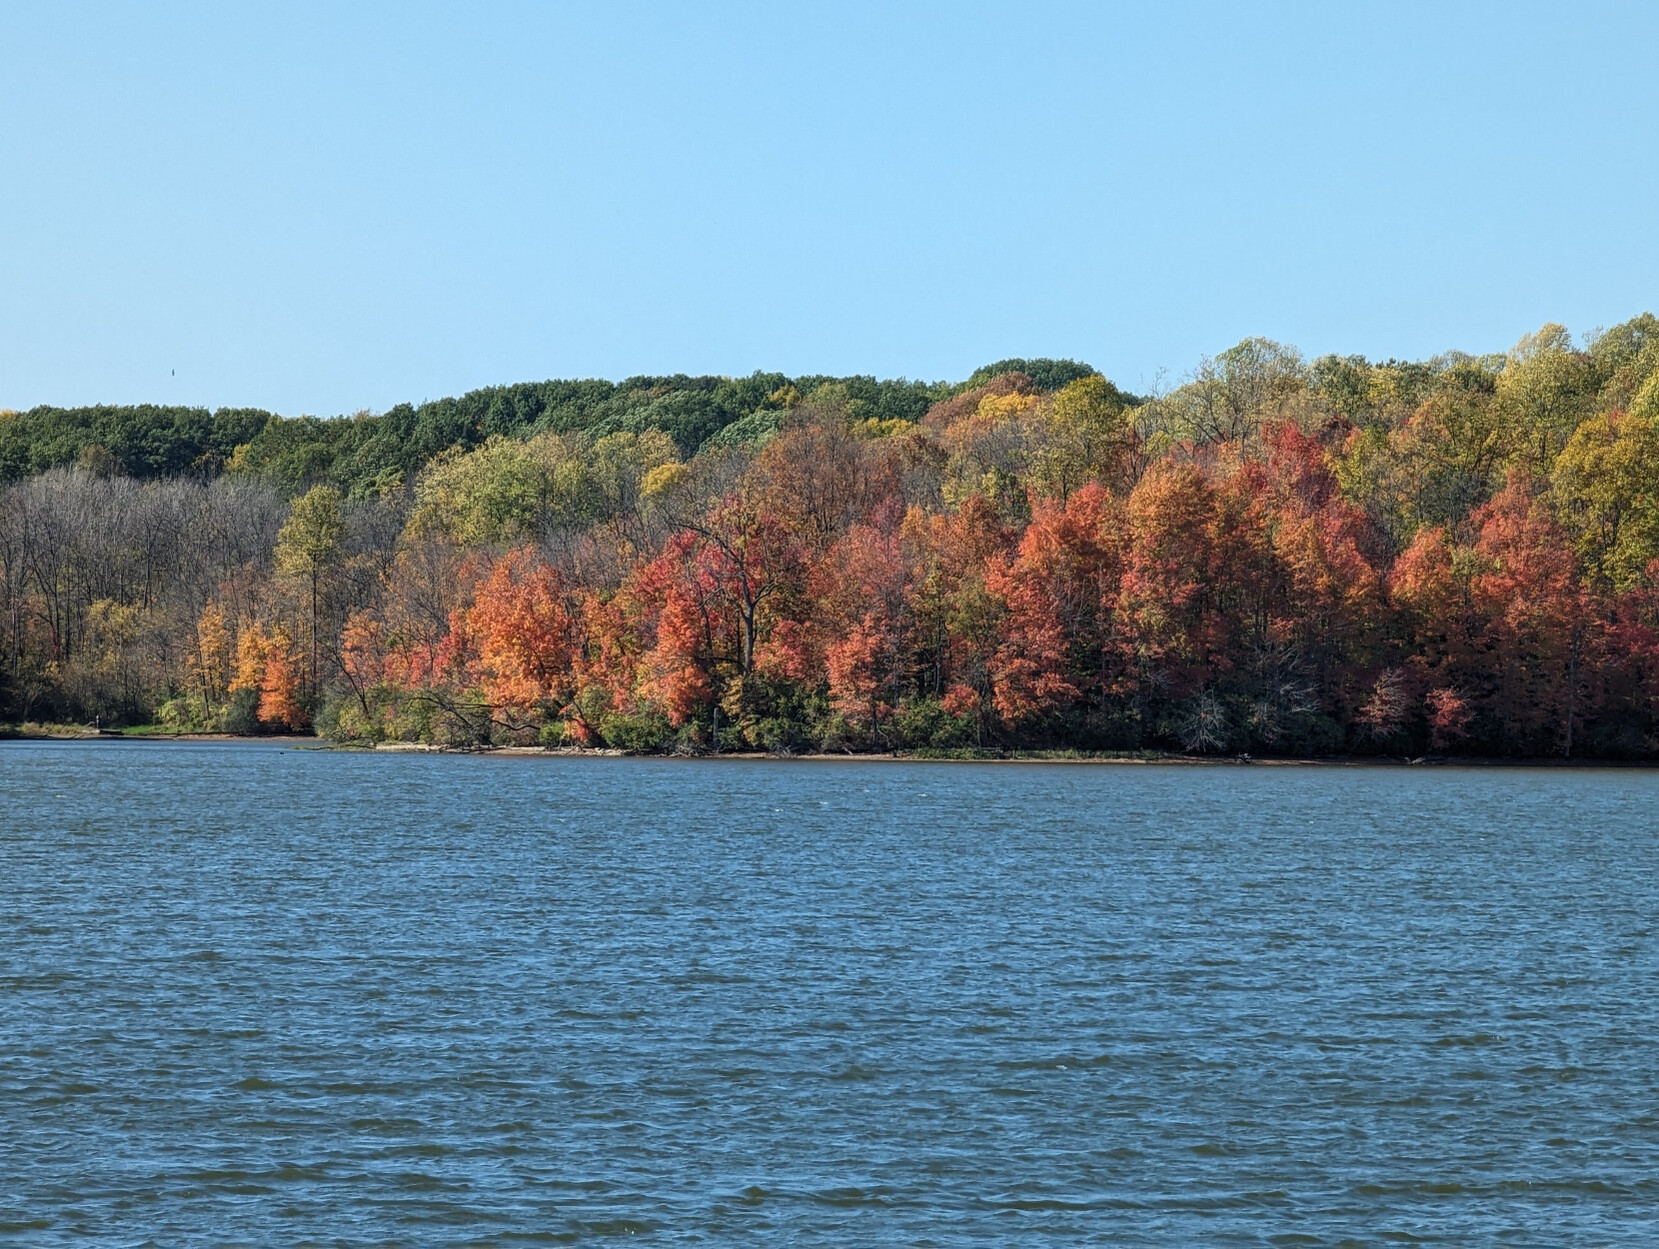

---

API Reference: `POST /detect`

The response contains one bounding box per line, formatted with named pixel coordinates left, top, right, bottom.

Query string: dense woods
left=6, top=318, right=1659, bottom=757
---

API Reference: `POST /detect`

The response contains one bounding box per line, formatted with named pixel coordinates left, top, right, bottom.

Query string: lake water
left=3, top=743, right=1658, bottom=1243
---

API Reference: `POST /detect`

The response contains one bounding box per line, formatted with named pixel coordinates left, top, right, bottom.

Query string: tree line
left=4, top=320, right=1659, bottom=757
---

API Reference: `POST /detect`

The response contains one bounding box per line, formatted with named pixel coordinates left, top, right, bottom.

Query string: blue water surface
left=2, top=742, right=1657, bottom=1243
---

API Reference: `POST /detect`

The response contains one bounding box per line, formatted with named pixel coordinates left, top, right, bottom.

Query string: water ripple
left=2, top=743, right=1657, bottom=1242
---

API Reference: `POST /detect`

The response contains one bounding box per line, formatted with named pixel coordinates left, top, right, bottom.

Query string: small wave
left=391, top=1170, right=450, bottom=1191
left=271, top=1163, right=335, bottom=1183
left=828, top=1064, right=879, bottom=1081
left=809, top=1186, right=892, bottom=1207
left=579, top=1218, right=657, bottom=1235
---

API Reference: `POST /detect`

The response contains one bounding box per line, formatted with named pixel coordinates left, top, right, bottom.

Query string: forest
left=4, top=318, right=1659, bottom=758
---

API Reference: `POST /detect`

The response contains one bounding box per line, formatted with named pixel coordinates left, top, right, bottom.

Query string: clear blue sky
left=2, top=2, right=1655, bottom=415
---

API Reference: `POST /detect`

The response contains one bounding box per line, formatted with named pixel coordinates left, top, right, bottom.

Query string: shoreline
left=4, top=727, right=1655, bottom=767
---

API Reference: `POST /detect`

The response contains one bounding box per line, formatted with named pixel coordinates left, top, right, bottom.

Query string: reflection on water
left=3, top=743, right=1658, bottom=1242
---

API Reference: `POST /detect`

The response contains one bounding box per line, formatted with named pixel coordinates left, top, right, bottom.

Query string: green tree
left=410, top=434, right=580, bottom=544
left=275, top=485, right=346, bottom=690
left=1157, top=338, right=1307, bottom=445
left=1587, top=313, right=1659, bottom=414
left=961, top=358, right=1099, bottom=394
left=1496, top=324, right=1601, bottom=472
left=1551, top=410, right=1659, bottom=590
left=1029, top=375, right=1134, bottom=500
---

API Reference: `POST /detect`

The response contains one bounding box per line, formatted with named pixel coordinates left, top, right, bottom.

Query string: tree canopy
left=9, top=318, right=1659, bottom=760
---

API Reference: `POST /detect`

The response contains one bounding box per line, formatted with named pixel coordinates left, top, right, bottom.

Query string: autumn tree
left=258, top=630, right=307, bottom=731
left=986, top=483, right=1122, bottom=732
left=464, top=547, right=582, bottom=726
left=814, top=518, right=911, bottom=744
left=187, top=600, right=234, bottom=717
left=901, top=494, right=1014, bottom=740
left=14, top=324, right=1659, bottom=758
left=671, top=494, right=805, bottom=684
left=1119, top=461, right=1229, bottom=700
left=1468, top=475, right=1588, bottom=755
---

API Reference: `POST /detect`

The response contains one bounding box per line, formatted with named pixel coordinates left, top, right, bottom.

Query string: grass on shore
left=1, top=722, right=247, bottom=739
left=0, top=721, right=113, bottom=739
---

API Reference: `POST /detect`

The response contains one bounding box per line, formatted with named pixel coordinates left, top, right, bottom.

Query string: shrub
left=218, top=687, right=260, bottom=735
left=896, top=697, right=975, bottom=749
left=599, top=709, right=671, bottom=752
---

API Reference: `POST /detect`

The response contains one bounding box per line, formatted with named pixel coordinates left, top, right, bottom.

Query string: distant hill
left=0, top=359, right=1098, bottom=496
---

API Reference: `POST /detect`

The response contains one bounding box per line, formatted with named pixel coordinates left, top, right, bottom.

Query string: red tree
left=987, top=482, right=1123, bottom=727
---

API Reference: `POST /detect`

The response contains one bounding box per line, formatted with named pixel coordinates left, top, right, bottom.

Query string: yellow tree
left=189, top=601, right=234, bottom=714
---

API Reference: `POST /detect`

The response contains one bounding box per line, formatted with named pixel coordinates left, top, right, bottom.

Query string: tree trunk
left=1564, top=625, right=1581, bottom=760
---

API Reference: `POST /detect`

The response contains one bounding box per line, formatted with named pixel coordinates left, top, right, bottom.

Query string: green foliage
left=705, top=409, right=784, bottom=450
left=896, top=697, right=975, bottom=748
left=275, top=485, right=346, bottom=581
left=1332, top=362, right=1516, bottom=542
left=1551, top=410, right=1659, bottom=589
left=410, top=429, right=679, bottom=542
left=1496, top=323, right=1601, bottom=470
left=1587, top=314, right=1659, bottom=414
left=156, top=695, right=212, bottom=732
left=1029, top=375, right=1136, bottom=498
left=218, top=688, right=261, bottom=736
left=0, top=404, right=273, bottom=482
left=721, top=673, right=829, bottom=754
left=412, top=436, right=572, bottom=544
left=587, top=387, right=726, bottom=454
left=310, top=694, right=347, bottom=742
left=323, top=685, right=433, bottom=744
left=783, top=374, right=944, bottom=422
left=229, top=416, right=341, bottom=492
left=1156, top=338, right=1308, bottom=444
left=1310, top=355, right=1441, bottom=428
left=962, top=358, right=1100, bottom=394
left=0, top=371, right=944, bottom=499
left=598, top=708, right=672, bottom=752
left=1631, top=370, right=1659, bottom=422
